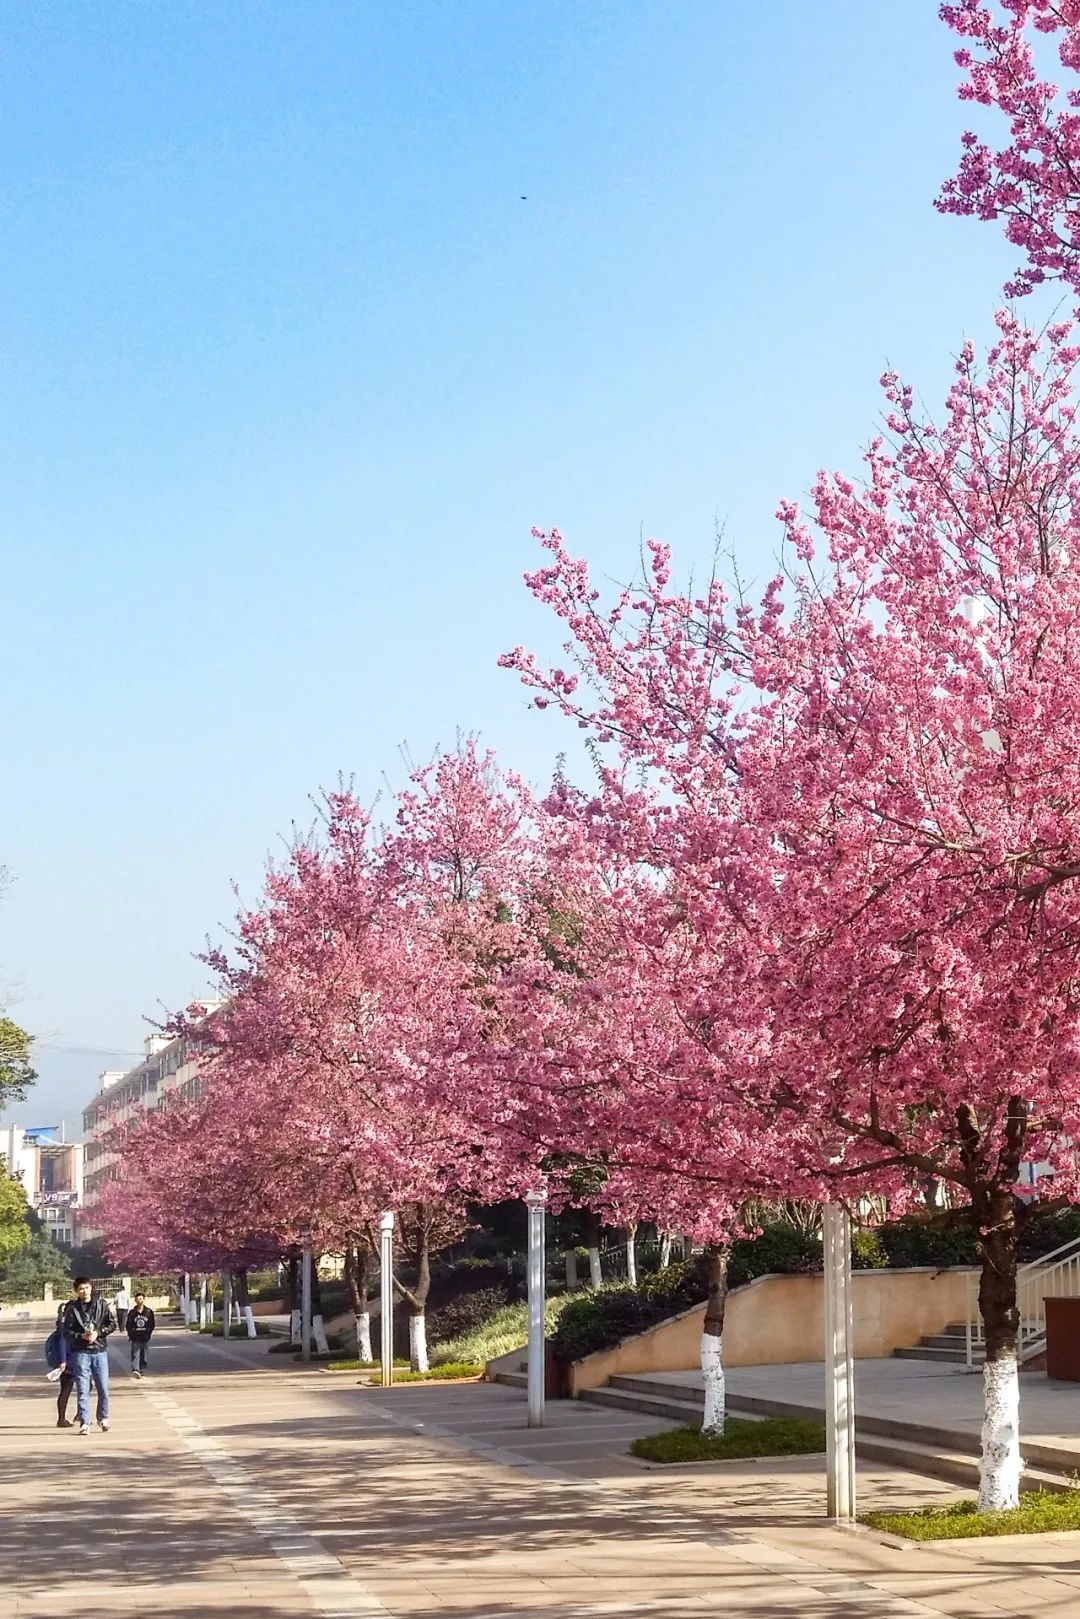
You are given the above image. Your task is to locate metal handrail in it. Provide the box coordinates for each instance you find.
[965,1234,1080,1367]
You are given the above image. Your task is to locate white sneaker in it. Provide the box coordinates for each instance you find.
[99,1420,110,1432]
[79,1424,90,1435]
[132,1370,142,1379]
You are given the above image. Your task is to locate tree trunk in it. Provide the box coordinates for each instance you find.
[700,1244,728,1436]
[659,1232,673,1268]
[391,1205,433,1372]
[626,1224,638,1287]
[409,1310,429,1373]
[286,1255,301,1346]
[345,1240,373,1362]
[583,1210,603,1288]
[233,1268,257,1338]
[310,1263,330,1356]
[564,1249,579,1290]
[976,1191,1022,1512]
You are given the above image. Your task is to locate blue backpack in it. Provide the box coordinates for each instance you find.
[44,1328,63,1370]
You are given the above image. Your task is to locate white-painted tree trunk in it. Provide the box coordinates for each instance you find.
[356,1310,372,1363]
[701,1329,726,1436]
[312,1314,330,1356]
[564,1250,579,1290]
[290,1308,301,1345]
[978,1354,1021,1512]
[626,1231,638,1287]
[587,1246,603,1289]
[243,1305,257,1339]
[659,1232,673,1268]
[409,1312,429,1373]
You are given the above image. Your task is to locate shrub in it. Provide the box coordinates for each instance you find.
[552,1260,707,1363]
[430,1294,573,1367]
[875,1221,977,1269]
[850,1229,888,1270]
[728,1222,822,1286]
[428,1285,513,1347]
[1019,1205,1080,1262]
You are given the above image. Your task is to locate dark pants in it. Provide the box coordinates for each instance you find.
[57,1372,75,1422]
[116,1309,128,1332]
[130,1339,149,1372]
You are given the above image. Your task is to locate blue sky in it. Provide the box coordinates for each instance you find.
[1,1,1022,1133]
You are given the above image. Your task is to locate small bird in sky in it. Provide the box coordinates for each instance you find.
[520,195,527,200]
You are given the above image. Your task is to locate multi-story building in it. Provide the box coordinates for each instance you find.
[2,1125,85,1247]
[81,1007,222,1228]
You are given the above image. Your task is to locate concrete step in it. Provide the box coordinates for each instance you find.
[894,1345,980,1364]
[917,1333,973,1351]
[587,1378,1080,1494]
[493,1371,527,1389]
[855,1435,1076,1496]
[579,1386,695,1422]
[610,1374,704,1406]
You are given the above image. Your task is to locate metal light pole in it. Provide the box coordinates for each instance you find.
[823,1203,856,1521]
[222,1271,232,1340]
[301,1232,313,1365]
[526,1188,547,1428]
[379,1210,395,1388]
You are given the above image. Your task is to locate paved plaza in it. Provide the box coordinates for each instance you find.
[7,1322,1080,1617]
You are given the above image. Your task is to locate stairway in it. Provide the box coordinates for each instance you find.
[893,1321,979,1365]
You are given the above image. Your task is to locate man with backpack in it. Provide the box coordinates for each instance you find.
[126,1292,155,1377]
[61,1277,117,1435]
[44,1303,76,1428]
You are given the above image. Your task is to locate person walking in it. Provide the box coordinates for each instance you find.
[62,1278,116,1435]
[126,1292,155,1377]
[45,1303,76,1428]
[114,1282,131,1333]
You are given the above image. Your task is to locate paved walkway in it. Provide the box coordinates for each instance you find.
[6,1322,1080,1617]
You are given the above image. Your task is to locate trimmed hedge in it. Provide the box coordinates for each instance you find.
[552,1260,707,1363]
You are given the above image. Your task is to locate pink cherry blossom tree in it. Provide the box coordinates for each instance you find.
[506,311,1080,1509]
[940,0,1080,297]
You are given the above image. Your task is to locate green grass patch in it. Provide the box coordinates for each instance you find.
[861,1490,1080,1541]
[394,1362,483,1382]
[326,1358,483,1380]
[326,1357,410,1372]
[630,1417,826,1464]
[189,1322,272,1338]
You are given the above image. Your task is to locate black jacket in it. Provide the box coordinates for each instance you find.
[126,1306,155,1342]
[62,1295,116,1352]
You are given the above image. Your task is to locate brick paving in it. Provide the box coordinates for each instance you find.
[5,1320,1080,1617]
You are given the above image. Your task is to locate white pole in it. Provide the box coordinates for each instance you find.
[379,1211,394,1389]
[823,1203,856,1521]
[301,1235,313,1365]
[222,1271,232,1340]
[526,1189,547,1428]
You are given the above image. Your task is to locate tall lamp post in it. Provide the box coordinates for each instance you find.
[379,1210,395,1388]
[526,1188,547,1428]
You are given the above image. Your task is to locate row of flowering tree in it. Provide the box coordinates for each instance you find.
[92,0,1080,1517]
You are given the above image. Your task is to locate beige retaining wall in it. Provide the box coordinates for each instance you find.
[567,1266,978,1395]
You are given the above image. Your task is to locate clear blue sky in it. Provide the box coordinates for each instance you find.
[0,1,1021,1134]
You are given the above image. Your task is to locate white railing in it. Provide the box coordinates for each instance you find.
[965,1234,1080,1367]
